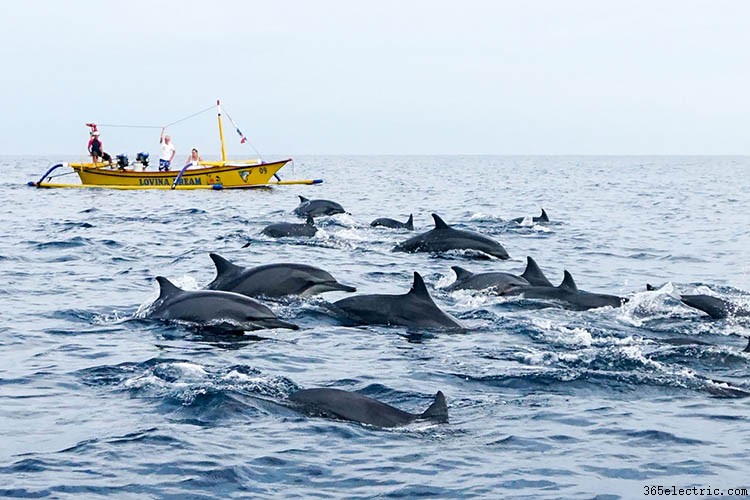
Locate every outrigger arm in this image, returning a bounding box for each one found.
[28,163,67,187]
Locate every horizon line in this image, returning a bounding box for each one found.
[3,152,750,158]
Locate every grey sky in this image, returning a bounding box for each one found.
[2,0,748,155]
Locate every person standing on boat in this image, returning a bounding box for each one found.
[87,130,112,165]
[184,147,203,169]
[159,128,176,171]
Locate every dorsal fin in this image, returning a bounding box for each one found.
[298,195,309,203]
[646,283,657,291]
[306,215,315,226]
[155,276,182,301]
[558,270,578,291]
[209,253,242,278]
[744,338,750,353]
[451,266,474,281]
[405,214,414,230]
[409,272,431,297]
[539,208,549,222]
[419,391,448,422]
[431,214,450,230]
[521,256,553,287]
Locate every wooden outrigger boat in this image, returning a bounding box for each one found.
[29,100,321,190]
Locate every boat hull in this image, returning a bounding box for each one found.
[73,159,290,188]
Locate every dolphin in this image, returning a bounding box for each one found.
[206,253,356,297]
[332,272,464,329]
[371,214,414,230]
[520,256,555,287]
[262,215,317,238]
[146,277,299,330]
[444,256,554,293]
[511,208,550,224]
[293,195,346,217]
[505,271,627,311]
[289,388,448,428]
[646,284,750,319]
[393,214,510,260]
[445,266,529,293]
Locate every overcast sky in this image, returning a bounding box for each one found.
[2,0,748,156]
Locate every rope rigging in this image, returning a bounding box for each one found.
[90,101,277,177]
[221,104,264,162]
[97,104,217,130]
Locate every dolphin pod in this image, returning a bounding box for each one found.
[130,190,748,432]
[646,283,750,319]
[262,215,318,238]
[393,214,510,260]
[371,214,414,230]
[289,388,448,428]
[333,272,464,330]
[445,256,554,293]
[207,253,356,297]
[511,208,550,224]
[293,195,346,218]
[146,277,299,331]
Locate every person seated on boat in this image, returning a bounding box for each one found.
[159,128,176,171]
[184,147,203,169]
[87,130,112,165]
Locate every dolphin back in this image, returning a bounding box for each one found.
[262,221,318,238]
[394,214,509,259]
[289,388,417,427]
[148,283,298,330]
[370,214,414,230]
[679,294,730,319]
[419,391,448,423]
[333,272,463,329]
[451,266,474,282]
[290,388,448,427]
[155,276,183,302]
[207,253,244,290]
[521,256,554,287]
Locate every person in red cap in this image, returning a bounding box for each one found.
[87,129,111,165]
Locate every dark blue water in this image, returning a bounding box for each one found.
[2,156,750,498]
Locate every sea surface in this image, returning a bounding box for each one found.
[2,155,750,499]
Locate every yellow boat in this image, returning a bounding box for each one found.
[29,100,321,190]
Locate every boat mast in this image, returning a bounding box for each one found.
[217,99,227,163]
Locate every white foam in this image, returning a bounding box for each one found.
[167,362,208,380]
[450,289,495,309]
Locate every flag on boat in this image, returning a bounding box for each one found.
[236,127,247,144]
[223,108,248,144]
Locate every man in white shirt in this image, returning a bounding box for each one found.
[159,128,176,171]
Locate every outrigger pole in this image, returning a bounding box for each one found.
[217,99,227,163]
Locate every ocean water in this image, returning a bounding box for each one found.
[2,155,750,499]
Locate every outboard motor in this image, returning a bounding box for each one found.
[136,151,149,167]
[115,154,129,170]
